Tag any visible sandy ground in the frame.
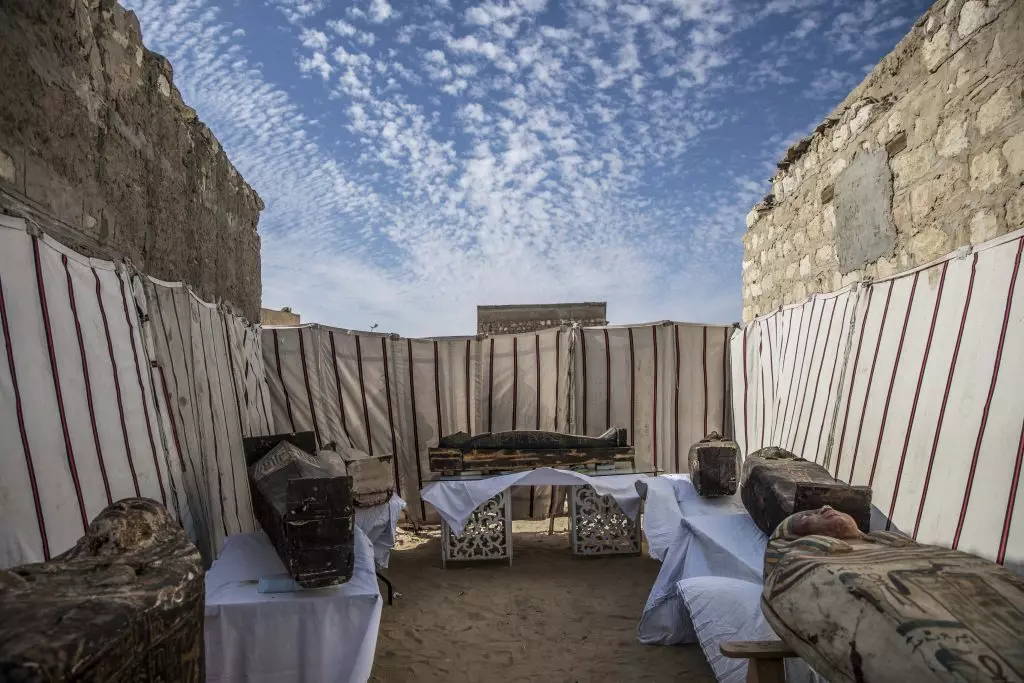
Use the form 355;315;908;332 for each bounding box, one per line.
370;519;714;683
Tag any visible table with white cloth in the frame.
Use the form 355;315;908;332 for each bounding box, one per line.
204;526;382;683
421;466;651;566
636;474;890;683
354;493;406;568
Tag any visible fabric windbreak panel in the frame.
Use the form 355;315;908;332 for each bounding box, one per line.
669;324;734;472
262;326;324;446
0;220;173;568
734;228;1024;569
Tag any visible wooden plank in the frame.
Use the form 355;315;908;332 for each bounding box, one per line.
720;640;797;659
741;446;871;535
0;499;205;682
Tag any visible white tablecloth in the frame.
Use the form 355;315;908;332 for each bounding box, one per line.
420;467;650;534
205;527;382;683
354;494;406;568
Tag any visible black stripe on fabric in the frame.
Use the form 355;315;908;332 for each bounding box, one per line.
628;328;635;444
355;335;372;455
381;337;399;493
603;328;611;430
702;326;708;436
297;327;322;447
328;331;349;440
580;330;588;434
512;336;519;430
487;338;495;432
674;326;681;473
408;339;425;519
0;277;50;560
465;339;472;434
206;309;242;533
197;307;229;537
721;327;729;437
652;326;659;470
32;237;89;532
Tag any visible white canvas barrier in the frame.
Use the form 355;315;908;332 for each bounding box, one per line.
0;215;273;568
733;229;1024;569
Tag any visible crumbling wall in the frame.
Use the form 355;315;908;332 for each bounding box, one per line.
742;0;1023;322
0;0;263;320
477;302;608;335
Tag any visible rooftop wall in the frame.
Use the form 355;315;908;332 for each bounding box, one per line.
477;302;608;335
742;0;1023;322
0;0;264;320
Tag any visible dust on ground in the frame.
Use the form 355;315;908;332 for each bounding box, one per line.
371;519;714;683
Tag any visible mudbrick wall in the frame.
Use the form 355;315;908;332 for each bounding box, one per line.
0;0;264;320
477;302;608;335
741;0;1023;322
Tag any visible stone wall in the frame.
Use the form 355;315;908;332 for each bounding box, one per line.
477;302;608;335
0;0;264;320
260;307;301;326
741;0;1023;322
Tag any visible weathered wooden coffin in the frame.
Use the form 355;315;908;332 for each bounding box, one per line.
687;431;741;497
0;498;204;682
741;446;871;535
763;536;1024;682
319;447;395;507
245;436;355;588
429;427;634;474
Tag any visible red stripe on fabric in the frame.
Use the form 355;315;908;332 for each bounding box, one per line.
221;317;247;441
674;325;681;472
407;339;424;518
329;331;348;438
954;238;1024;550
580;330;589;434
272;329;296;432
798;298;839;458
512;336;519;430
848;282;895;484
701;326;708;436
118;275;165;506
433;341;443;437
998;416;1024;564
813;295;851;461
33;237;89;531
742;326;749;450
155;364;187;523
603;328;611;430
554;330;561;431
63;256;111;506
759;329;766;451
914;255;978;539
487;337;495;432
628;328;636;444
197;309;229;536
652;326;659;470
355;335;372;455
0;278;50;560
771;310;798;445
722;327;729;437
765;315;776;434
297;327;322;447
888;265;947;529
465;339;472;434
94;269;140;496
833;286;876;480
784;300;820;450
382;338;399;473
535;334;542;431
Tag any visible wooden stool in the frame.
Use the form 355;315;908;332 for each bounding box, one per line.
720;640;797;683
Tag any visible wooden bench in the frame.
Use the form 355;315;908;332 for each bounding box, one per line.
720;640;798;683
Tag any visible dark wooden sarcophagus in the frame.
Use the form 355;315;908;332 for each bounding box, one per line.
244;433;355;588
0;498;204;682
687;431;742;497
741;446;872;535
428;427;634;474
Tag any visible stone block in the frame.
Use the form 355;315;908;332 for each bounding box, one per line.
1004;131;1024;176
976;86;1017;137
970;148;1005;191
970;209;999;243
800;254;812;277
936;115;969;158
923;25;950;71
816;245;833;265
892;143;935;188
849;104;875;137
957;0;988;38
789;281;807;303
785;263;799;280
823;204;837;236
829;158;848;179
746;208;759;228
1006;185;1024;228
832;124;851;151
0;148;14;184
910;227;952;262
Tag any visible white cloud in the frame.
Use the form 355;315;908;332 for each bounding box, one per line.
299;28;329;50
368;0;394;23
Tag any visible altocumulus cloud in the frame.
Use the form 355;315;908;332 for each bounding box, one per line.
124;0;928;336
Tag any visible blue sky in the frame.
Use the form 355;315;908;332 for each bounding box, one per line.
124;0;932;336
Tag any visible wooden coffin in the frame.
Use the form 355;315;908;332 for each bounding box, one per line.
687;431;741;497
0;498;204;682
319;447;395;507
428;427;634;474
741;446;871;535
763;535;1024;682
245;436;355;588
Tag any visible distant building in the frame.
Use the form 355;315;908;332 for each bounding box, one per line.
260;306;300;326
477;302;607;336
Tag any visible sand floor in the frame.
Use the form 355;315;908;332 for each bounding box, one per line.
370;519;714;683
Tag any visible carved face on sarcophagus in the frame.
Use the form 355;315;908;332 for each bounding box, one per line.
740;446;872;536
244;435;355;589
0;498;205;682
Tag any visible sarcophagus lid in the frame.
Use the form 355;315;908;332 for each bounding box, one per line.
0;498;204;682
741;446;872;535
246;437;355;588
318;447;395;507
687;431;741;497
